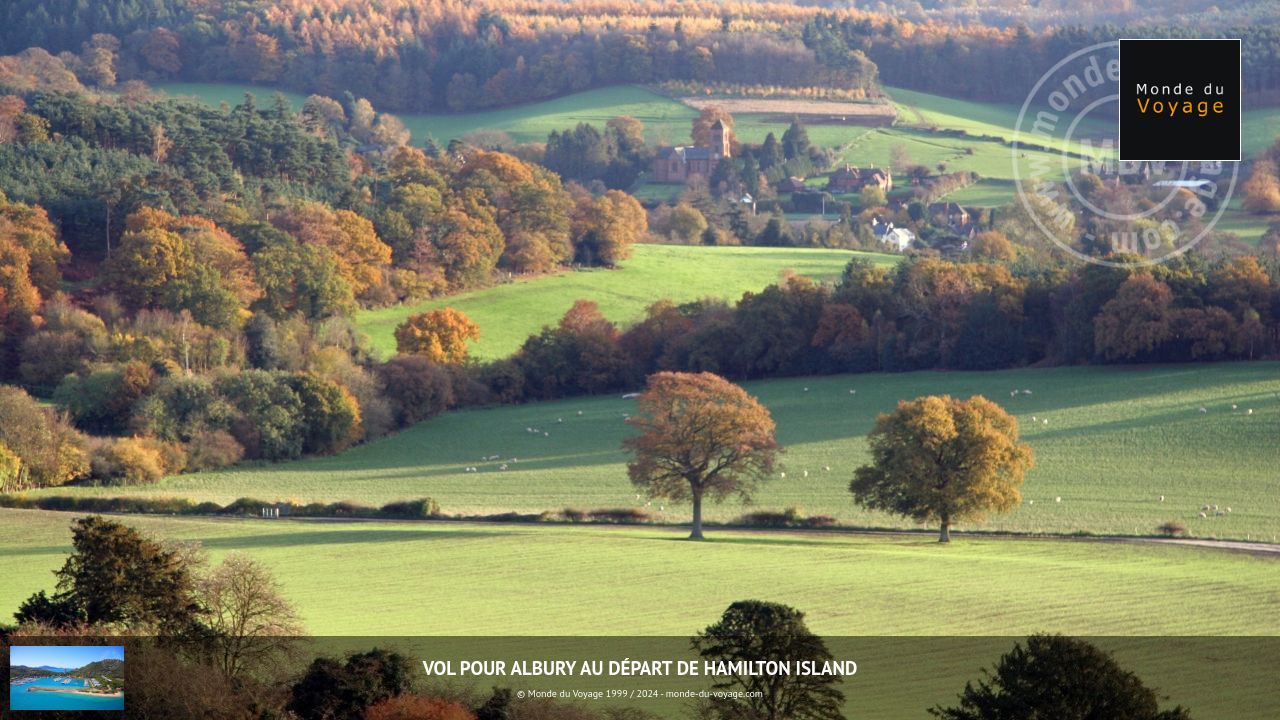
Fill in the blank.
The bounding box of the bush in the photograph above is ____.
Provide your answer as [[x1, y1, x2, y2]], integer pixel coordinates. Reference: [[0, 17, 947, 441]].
[[587, 508, 654, 524], [735, 507, 837, 529], [377, 355, 455, 427], [1157, 521, 1189, 537], [379, 498, 440, 518], [89, 437, 166, 486], [185, 430, 245, 472]]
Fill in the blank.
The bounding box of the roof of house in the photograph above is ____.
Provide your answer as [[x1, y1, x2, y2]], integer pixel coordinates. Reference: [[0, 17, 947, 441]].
[[655, 146, 719, 161]]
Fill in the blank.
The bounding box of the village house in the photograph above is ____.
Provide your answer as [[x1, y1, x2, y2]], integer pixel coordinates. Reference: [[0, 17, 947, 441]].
[[871, 217, 915, 252], [826, 165, 892, 194], [651, 120, 731, 183]]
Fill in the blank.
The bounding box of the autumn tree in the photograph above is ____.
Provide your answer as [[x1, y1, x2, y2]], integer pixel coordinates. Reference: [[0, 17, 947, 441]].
[[930, 635, 1192, 720], [1093, 273, 1174, 361], [270, 202, 392, 301], [692, 106, 734, 148], [573, 189, 645, 266], [623, 372, 780, 540], [694, 601, 845, 720], [851, 395, 1032, 542], [394, 308, 480, 364], [969, 230, 1016, 262], [1240, 159, 1280, 214], [198, 553, 303, 680]]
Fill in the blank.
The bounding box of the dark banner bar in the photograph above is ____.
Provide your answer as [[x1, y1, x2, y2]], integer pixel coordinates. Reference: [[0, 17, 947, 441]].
[[5, 636, 1278, 719]]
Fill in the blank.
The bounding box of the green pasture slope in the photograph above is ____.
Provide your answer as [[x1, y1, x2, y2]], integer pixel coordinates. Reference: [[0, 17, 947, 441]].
[[356, 245, 887, 359], [3, 509, 1278, 638], [30, 363, 1280, 541], [4, 510, 1275, 718]]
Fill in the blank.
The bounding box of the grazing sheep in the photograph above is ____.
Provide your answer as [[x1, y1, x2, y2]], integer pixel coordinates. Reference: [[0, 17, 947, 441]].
[[1199, 407, 1207, 413], [1226, 507, 1232, 513], [1055, 497, 1061, 503], [1010, 391, 1018, 398], [823, 466, 831, 472], [1042, 419, 1048, 425], [543, 432, 550, 437], [1215, 510, 1225, 516], [779, 472, 786, 478], [1213, 504, 1219, 511], [1023, 389, 1033, 395], [1031, 415, 1037, 422], [1159, 495, 1165, 502], [1199, 511, 1208, 518], [802, 470, 809, 478], [499, 464, 508, 471], [1247, 408, 1254, 415], [557, 417, 563, 423], [1232, 404, 1238, 410], [803, 387, 809, 392], [577, 410, 583, 416], [1202, 505, 1210, 511], [659, 505, 664, 511], [1028, 500, 1034, 505], [849, 389, 857, 394]]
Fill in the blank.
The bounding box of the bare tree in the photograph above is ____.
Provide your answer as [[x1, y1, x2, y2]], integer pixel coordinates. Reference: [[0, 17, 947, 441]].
[[198, 553, 303, 679]]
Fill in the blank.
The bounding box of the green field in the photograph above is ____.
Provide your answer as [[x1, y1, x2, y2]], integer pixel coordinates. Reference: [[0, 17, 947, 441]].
[[3, 509, 1277, 638], [356, 244, 887, 359], [26, 363, 1279, 541]]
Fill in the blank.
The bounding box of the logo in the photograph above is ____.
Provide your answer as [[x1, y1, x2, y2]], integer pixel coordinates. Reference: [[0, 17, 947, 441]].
[[1012, 41, 1239, 268]]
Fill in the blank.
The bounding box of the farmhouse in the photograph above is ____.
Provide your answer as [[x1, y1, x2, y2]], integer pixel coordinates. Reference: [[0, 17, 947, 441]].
[[871, 217, 914, 251], [651, 120, 731, 183], [826, 164, 892, 193]]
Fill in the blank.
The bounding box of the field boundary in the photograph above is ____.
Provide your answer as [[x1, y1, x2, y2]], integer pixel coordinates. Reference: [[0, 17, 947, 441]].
[[7, 504, 1277, 554]]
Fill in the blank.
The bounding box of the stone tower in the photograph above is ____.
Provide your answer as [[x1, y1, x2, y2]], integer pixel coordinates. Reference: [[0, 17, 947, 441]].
[[710, 119, 731, 158]]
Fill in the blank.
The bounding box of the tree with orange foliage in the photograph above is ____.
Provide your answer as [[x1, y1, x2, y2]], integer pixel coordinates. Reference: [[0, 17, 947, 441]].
[[364, 695, 476, 720], [394, 308, 480, 364], [572, 189, 645, 266], [624, 372, 780, 540], [852, 395, 1032, 542], [1241, 158, 1280, 214], [692, 106, 734, 148], [1093, 273, 1174, 361], [270, 202, 392, 302]]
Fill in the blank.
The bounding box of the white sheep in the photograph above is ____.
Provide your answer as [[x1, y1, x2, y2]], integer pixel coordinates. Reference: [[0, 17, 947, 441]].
[[803, 387, 809, 392], [1042, 419, 1048, 425], [1199, 511, 1207, 518], [1226, 507, 1232, 513], [823, 466, 831, 472], [1232, 404, 1238, 410], [1023, 389, 1033, 395], [802, 470, 809, 478], [1159, 495, 1165, 502], [1028, 500, 1034, 505], [557, 417, 563, 423], [1055, 497, 1061, 503], [779, 472, 786, 478], [1247, 408, 1254, 415], [543, 432, 550, 437], [849, 389, 856, 394], [577, 410, 583, 416], [1199, 407, 1207, 413]]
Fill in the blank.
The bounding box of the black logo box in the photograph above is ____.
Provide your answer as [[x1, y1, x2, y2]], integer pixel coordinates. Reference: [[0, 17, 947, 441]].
[[1119, 38, 1241, 162]]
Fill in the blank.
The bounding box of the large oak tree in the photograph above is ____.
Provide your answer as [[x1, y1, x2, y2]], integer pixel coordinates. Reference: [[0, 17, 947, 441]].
[[851, 395, 1032, 542], [623, 371, 779, 539]]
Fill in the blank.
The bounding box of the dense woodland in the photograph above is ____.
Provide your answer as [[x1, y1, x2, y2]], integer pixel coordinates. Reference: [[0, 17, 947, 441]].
[[0, 1, 1276, 112]]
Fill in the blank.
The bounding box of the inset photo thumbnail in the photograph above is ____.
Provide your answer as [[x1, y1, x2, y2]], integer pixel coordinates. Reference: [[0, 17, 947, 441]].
[[8, 645, 124, 711]]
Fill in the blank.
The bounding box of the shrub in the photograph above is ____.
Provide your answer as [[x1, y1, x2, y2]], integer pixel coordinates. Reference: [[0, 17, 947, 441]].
[[0, 384, 89, 488], [89, 437, 166, 486], [185, 430, 245, 472], [735, 507, 836, 529], [587, 508, 654, 524], [1157, 521, 1189, 537], [376, 355, 455, 426], [379, 498, 440, 518]]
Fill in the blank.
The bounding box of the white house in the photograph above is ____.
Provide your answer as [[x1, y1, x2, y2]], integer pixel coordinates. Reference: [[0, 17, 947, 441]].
[[871, 218, 914, 252]]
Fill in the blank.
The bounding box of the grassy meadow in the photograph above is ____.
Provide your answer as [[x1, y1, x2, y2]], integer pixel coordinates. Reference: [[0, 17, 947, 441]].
[[24, 363, 1280, 542], [3, 508, 1278, 638], [355, 244, 888, 359]]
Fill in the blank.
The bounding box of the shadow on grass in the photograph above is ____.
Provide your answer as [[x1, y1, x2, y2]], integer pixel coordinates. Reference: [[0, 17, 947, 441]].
[[197, 528, 506, 551]]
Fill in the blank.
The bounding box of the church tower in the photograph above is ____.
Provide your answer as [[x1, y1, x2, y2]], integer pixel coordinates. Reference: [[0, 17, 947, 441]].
[[710, 119, 731, 158]]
